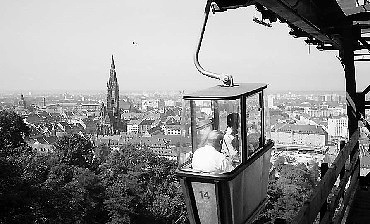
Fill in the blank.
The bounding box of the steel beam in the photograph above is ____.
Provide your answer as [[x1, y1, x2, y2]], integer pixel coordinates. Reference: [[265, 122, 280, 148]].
[[342, 28, 358, 138], [255, 0, 345, 49]]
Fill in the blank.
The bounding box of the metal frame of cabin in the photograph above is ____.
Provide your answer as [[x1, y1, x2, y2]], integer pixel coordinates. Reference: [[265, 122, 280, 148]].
[[178, 83, 274, 224]]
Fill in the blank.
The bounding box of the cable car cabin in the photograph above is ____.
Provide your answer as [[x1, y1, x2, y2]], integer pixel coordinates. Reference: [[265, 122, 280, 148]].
[[177, 83, 274, 224]]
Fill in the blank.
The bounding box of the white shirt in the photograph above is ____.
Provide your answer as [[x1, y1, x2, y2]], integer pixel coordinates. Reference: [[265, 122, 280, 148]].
[[192, 145, 233, 173]]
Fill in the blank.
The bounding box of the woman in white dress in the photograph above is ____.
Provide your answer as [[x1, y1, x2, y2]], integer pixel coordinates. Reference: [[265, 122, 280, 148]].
[[222, 113, 240, 162]]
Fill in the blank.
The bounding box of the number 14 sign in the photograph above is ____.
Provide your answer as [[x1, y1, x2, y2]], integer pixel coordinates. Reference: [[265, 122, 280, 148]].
[[192, 182, 218, 224]]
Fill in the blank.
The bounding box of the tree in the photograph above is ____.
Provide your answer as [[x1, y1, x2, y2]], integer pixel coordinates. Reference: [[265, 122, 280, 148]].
[[0, 110, 30, 156], [0, 151, 53, 223], [0, 126, 188, 224], [136, 157, 187, 224], [254, 161, 319, 223], [93, 143, 112, 165], [42, 164, 108, 223], [272, 163, 315, 221], [54, 134, 94, 169], [0, 110, 38, 223], [100, 146, 156, 223], [100, 144, 187, 224]]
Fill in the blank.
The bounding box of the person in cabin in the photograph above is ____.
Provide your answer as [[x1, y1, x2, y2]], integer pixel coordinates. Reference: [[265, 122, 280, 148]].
[[192, 130, 234, 173], [222, 113, 240, 161]]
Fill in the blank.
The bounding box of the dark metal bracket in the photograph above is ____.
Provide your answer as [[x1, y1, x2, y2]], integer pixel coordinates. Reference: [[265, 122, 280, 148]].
[[193, 0, 234, 87]]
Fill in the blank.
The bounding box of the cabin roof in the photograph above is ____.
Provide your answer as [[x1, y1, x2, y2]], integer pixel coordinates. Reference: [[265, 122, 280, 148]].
[[183, 83, 267, 100]]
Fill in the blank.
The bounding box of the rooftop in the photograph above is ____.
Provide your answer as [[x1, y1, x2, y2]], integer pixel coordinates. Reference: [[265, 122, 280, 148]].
[[273, 123, 327, 135]]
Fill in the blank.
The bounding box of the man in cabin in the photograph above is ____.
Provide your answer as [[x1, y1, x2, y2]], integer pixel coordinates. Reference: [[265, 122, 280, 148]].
[[192, 130, 234, 173]]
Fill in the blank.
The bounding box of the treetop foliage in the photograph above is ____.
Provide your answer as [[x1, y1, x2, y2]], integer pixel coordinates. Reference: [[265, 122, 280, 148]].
[[54, 133, 95, 169], [254, 155, 320, 223], [0, 110, 30, 155], [0, 109, 187, 224]]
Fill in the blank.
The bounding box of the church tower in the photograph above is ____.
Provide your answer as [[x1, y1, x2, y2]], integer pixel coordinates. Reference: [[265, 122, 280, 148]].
[[106, 55, 120, 131], [19, 94, 26, 108]]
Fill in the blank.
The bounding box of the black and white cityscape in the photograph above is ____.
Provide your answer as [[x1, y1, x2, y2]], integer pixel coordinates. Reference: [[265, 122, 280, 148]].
[[3, 1, 370, 224], [2, 54, 370, 223]]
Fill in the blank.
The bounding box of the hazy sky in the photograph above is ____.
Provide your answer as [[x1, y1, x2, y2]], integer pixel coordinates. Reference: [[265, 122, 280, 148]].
[[1, 0, 370, 92]]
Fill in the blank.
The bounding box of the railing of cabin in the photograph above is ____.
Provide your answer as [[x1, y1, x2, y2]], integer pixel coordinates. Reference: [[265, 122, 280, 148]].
[[292, 129, 360, 224]]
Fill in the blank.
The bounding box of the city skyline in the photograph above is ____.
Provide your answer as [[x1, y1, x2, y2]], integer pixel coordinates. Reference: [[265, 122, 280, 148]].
[[0, 89, 349, 96], [2, 1, 370, 92]]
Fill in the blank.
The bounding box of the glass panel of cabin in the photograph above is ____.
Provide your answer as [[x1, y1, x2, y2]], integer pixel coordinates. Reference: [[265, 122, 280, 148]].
[[218, 99, 242, 166], [192, 100, 215, 150], [178, 98, 243, 169], [264, 92, 271, 140], [178, 100, 193, 169], [245, 93, 262, 158]]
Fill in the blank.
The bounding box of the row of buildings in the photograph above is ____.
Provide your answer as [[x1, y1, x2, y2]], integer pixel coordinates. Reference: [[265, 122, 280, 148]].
[[12, 56, 187, 159], [9, 56, 361, 161], [268, 92, 351, 150]]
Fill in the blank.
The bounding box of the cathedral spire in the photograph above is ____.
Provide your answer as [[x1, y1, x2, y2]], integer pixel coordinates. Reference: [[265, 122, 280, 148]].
[[111, 55, 115, 69], [104, 55, 120, 134], [109, 55, 117, 83]]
